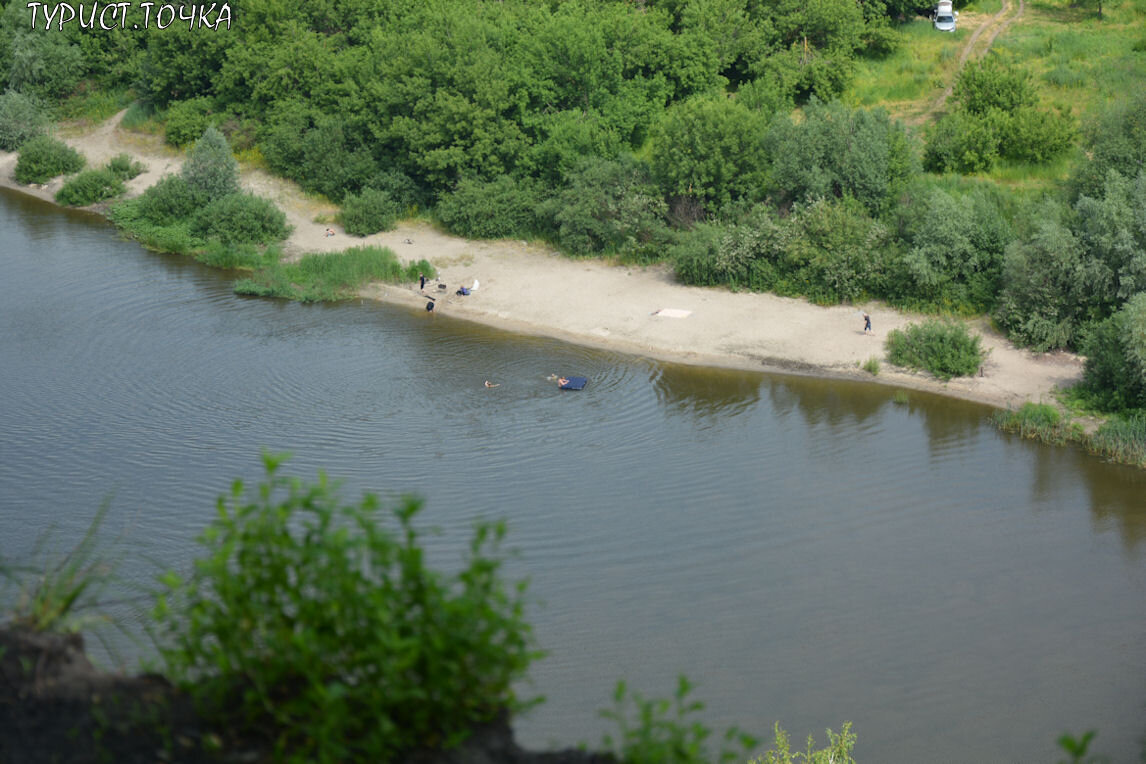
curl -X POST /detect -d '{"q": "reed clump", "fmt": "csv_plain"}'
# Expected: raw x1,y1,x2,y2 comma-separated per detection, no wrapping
1086,413,1146,468
234,246,434,302
990,403,1079,445
991,403,1146,469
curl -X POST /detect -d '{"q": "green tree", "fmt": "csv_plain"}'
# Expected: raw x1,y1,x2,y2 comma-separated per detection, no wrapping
895,187,1010,312
994,199,1088,350
6,32,84,100
649,94,771,216
0,89,46,151
779,196,893,303
766,99,917,216
435,175,543,239
1069,94,1146,202
1074,169,1146,306
181,126,239,202
542,155,669,256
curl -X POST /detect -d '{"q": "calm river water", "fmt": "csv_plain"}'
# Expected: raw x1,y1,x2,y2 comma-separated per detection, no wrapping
2,187,1145,762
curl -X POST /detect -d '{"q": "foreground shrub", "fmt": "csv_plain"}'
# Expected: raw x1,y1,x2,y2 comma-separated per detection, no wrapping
55,168,125,207
339,187,401,236
152,453,539,762
1077,295,1146,412
600,675,760,764
14,135,84,184
190,191,290,246
235,246,433,302
0,90,47,151
885,320,984,381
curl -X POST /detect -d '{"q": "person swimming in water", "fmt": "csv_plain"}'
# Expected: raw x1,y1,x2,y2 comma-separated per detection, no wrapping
484,380,500,388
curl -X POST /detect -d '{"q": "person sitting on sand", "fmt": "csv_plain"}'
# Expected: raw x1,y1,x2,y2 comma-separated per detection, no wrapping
325,227,335,238
484,380,499,388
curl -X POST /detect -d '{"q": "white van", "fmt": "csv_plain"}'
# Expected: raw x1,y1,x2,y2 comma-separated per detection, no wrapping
932,0,958,30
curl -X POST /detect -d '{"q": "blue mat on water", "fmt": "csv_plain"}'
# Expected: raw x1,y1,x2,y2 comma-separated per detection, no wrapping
559,376,588,390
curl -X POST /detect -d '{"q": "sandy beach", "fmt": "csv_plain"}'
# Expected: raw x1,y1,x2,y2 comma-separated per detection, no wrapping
0,112,1083,409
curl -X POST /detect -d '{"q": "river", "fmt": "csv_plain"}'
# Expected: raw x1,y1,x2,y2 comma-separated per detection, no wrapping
1,187,1144,762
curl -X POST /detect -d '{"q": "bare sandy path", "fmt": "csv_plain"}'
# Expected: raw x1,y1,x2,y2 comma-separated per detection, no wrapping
0,112,1082,409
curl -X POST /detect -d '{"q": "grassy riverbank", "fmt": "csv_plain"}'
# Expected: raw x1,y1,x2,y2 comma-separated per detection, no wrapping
990,402,1146,468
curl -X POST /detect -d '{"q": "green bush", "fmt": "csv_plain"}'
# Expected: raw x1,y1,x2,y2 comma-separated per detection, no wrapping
998,106,1076,164
0,90,46,151
339,187,401,236
777,197,893,304
164,96,215,147
952,54,1037,116
182,126,239,201
107,153,146,181
885,320,984,381
133,175,208,227
14,135,85,185
764,99,918,217
152,453,539,762
55,168,125,207
541,156,668,256
436,175,541,240
190,191,290,246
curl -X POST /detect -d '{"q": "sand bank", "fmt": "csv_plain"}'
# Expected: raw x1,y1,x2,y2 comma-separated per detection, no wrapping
0,112,1083,409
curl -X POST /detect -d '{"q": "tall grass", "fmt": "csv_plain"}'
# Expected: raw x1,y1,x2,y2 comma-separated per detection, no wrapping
1086,412,1146,468
990,402,1078,444
991,403,1146,468
234,246,434,302
0,501,142,663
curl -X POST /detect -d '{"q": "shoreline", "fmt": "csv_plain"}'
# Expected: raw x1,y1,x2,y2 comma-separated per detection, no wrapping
0,112,1084,410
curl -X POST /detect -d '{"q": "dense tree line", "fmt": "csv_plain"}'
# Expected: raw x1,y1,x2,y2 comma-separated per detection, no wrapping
0,0,1142,416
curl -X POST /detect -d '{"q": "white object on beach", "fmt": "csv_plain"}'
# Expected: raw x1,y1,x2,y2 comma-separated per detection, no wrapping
472,279,480,291
653,308,692,318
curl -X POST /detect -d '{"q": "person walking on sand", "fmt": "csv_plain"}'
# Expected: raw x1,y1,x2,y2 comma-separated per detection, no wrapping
863,312,872,335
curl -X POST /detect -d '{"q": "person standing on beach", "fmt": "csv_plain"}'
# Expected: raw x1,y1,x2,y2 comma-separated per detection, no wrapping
863,312,872,335
419,273,426,290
